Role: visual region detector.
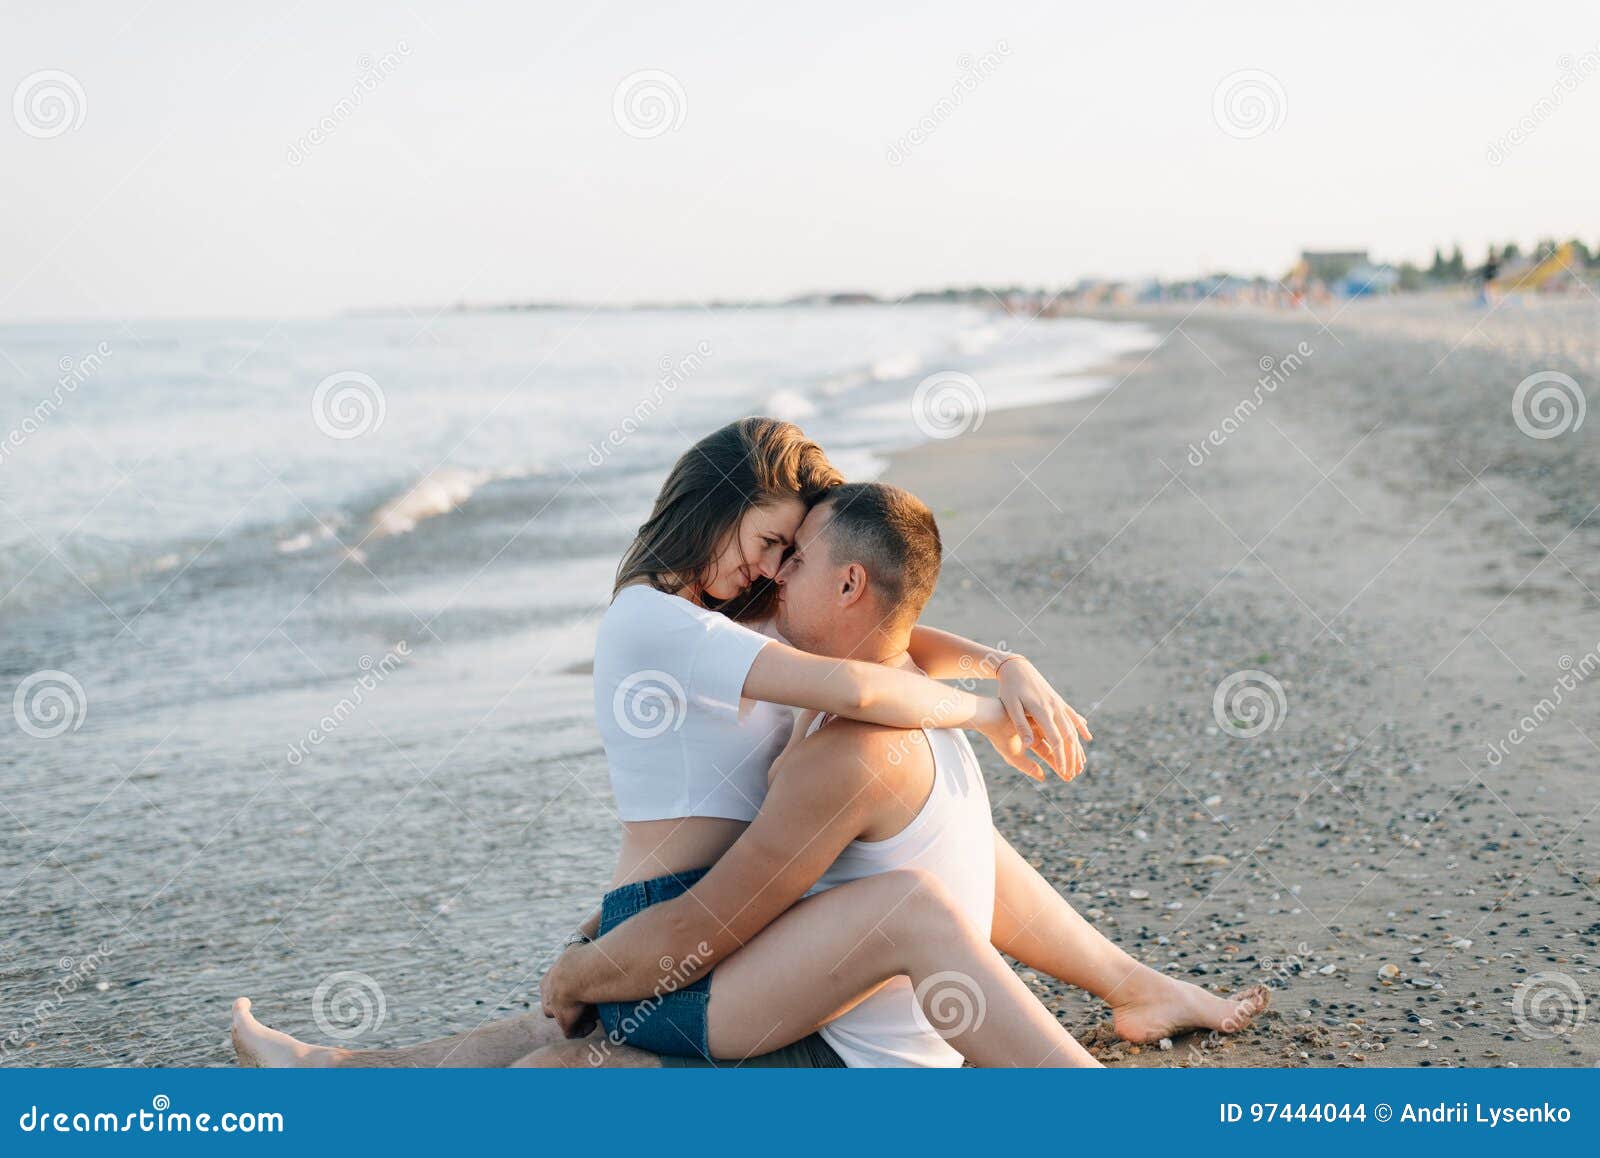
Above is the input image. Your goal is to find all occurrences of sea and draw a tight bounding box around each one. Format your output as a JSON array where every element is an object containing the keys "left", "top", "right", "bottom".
[{"left": 0, "top": 303, "right": 1155, "bottom": 1065}]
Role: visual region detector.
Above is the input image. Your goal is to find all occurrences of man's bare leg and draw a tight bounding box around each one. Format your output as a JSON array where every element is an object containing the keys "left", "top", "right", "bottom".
[
  {"left": 991, "top": 830, "right": 1270, "bottom": 1042},
  {"left": 231, "top": 998, "right": 565, "bottom": 1068},
  {"left": 513, "top": 1037, "right": 661, "bottom": 1068}
]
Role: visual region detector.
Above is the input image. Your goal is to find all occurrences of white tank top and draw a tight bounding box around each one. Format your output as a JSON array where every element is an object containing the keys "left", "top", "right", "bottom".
[
  {"left": 593, "top": 585, "right": 787, "bottom": 822},
  {"left": 807, "top": 722, "right": 995, "bottom": 1068}
]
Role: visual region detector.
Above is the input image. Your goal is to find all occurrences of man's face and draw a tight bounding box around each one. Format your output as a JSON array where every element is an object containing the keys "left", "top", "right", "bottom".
[{"left": 773, "top": 503, "right": 843, "bottom": 655}]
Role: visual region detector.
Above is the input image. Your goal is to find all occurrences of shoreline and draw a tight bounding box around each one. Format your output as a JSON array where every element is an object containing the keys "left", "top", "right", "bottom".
[{"left": 886, "top": 296, "right": 1599, "bottom": 1067}]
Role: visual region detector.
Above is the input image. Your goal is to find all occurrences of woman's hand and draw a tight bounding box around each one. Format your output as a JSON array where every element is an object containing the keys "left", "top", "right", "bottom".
[{"left": 994, "top": 657, "right": 1092, "bottom": 781}]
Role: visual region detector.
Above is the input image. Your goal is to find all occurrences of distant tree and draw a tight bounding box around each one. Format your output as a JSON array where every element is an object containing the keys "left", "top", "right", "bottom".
[
  {"left": 1447, "top": 245, "right": 1466, "bottom": 279},
  {"left": 1534, "top": 237, "right": 1558, "bottom": 261},
  {"left": 1484, "top": 243, "right": 1498, "bottom": 265},
  {"left": 1428, "top": 247, "right": 1446, "bottom": 279},
  {"left": 1501, "top": 241, "right": 1522, "bottom": 261},
  {"left": 1398, "top": 262, "right": 1426, "bottom": 291}
]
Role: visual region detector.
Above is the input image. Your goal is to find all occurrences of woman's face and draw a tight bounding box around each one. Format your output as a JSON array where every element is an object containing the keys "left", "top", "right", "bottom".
[{"left": 699, "top": 496, "right": 808, "bottom": 603}]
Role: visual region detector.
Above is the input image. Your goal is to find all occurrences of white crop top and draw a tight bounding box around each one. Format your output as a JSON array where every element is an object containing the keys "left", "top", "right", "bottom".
[{"left": 593, "top": 584, "right": 790, "bottom": 822}]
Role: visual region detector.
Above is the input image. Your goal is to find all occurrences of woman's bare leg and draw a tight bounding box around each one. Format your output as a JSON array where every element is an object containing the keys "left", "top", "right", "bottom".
[
  {"left": 703, "top": 870, "right": 1100, "bottom": 1067},
  {"left": 990, "top": 831, "right": 1269, "bottom": 1042},
  {"left": 231, "top": 998, "right": 564, "bottom": 1068}
]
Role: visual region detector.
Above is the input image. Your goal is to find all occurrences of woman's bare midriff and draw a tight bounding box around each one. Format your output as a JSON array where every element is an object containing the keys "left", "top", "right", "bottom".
[{"left": 611, "top": 816, "right": 750, "bottom": 887}]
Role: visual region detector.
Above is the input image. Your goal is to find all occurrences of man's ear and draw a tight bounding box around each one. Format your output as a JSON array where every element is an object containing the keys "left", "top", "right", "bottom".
[{"left": 838, "top": 562, "right": 869, "bottom": 608}]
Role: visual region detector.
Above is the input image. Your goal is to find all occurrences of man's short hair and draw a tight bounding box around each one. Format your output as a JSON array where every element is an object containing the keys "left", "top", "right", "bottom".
[{"left": 816, "top": 482, "right": 942, "bottom": 622}]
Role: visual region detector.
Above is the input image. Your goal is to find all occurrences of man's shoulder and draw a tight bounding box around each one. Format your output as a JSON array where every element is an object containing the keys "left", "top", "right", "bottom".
[{"left": 793, "top": 718, "right": 934, "bottom": 790}]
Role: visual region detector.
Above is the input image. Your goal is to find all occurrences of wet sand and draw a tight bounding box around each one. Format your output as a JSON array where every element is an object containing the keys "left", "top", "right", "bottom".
[{"left": 888, "top": 293, "right": 1600, "bottom": 1066}]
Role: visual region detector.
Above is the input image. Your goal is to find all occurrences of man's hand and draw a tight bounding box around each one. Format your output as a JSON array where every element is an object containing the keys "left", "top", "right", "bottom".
[
  {"left": 974, "top": 712, "right": 1047, "bottom": 781},
  {"left": 540, "top": 950, "right": 599, "bottom": 1038}
]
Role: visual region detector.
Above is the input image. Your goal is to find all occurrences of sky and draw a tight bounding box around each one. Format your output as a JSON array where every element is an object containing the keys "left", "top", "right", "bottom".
[{"left": 2, "top": 0, "right": 1598, "bottom": 322}]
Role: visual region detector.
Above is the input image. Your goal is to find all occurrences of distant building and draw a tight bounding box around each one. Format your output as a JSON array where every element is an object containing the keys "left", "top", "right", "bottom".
[{"left": 1299, "top": 250, "right": 1369, "bottom": 283}]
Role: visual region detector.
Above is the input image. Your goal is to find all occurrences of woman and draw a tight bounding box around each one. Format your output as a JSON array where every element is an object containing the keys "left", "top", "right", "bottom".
[{"left": 233, "top": 417, "right": 1264, "bottom": 1067}]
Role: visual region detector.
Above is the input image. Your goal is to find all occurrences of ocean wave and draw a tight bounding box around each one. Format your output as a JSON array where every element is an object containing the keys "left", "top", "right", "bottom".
[
  {"left": 762, "top": 388, "right": 818, "bottom": 422},
  {"left": 954, "top": 324, "right": 1002, "bottom": 356},
  {"left": 869, "top": 351, "right": 922, "bottom": 382},
  {"left": 369, "top": 467, "right": 492, "bottom": 539}
]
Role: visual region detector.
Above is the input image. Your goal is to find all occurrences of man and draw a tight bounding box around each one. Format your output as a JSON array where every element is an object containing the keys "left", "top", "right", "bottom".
[{"left": 533, "top": 483, "right": 1264, "bottom": 1066}]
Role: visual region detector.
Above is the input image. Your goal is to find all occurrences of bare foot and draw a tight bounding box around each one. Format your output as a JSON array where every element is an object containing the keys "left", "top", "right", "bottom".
[
  {"left": 231, "top": 998, "right": 348, "bottom": 1068},
  {"left": 1109, "top": 969, "right": 1270, "bottom": 1044}
]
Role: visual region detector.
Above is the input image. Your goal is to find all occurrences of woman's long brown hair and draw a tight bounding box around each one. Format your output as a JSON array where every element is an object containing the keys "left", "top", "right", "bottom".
[{"left": 613, "top": 417, "right": 844, "bottom": 622}]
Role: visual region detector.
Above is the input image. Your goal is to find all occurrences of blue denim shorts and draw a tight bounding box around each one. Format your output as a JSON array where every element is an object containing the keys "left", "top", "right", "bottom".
[{"left": 596, "top": 866, "right": 714, "bottom": 1058}]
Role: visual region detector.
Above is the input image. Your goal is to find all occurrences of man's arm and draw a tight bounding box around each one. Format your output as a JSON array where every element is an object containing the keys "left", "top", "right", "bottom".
[{"left": 542, "top": 723, "right": 895, "bottom": 1018}]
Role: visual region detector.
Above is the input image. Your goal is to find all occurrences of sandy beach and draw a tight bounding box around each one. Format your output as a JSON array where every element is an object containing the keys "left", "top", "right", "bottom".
[
  {"left": 5, "top": 296, "right": 1595, "bottom": 1070},
  {"left": 890, "top": 293, "right": 1599, "bottom": 1066}
]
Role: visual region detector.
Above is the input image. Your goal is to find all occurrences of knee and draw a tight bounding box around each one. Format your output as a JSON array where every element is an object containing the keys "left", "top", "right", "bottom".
[{"left": 880, "top": 868, "right": 965, "bottom": 934}]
